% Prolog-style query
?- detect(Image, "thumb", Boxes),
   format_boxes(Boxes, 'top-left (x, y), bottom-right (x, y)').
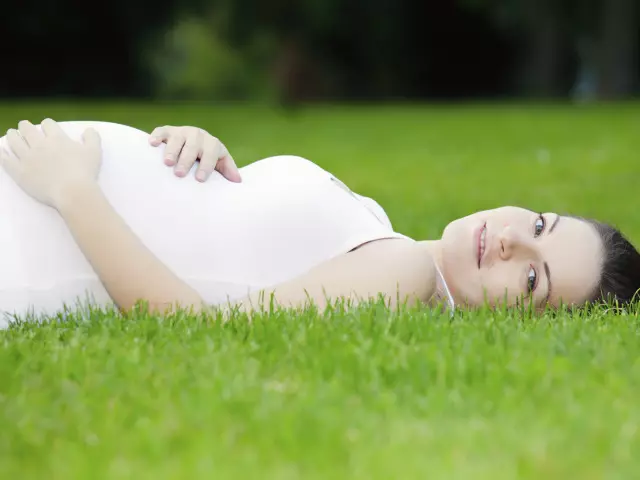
top-left (82, 128), bottom-right (101, 150)
top-left (216, 155), bottom-right (242, 183)
top-left (0, 148), bottom-right (23, 182)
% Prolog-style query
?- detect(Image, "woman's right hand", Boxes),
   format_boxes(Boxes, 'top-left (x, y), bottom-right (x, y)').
top-left (149, 125), bottom-right (241, 183)
top-left (1, 119), bottom-right (102, 210)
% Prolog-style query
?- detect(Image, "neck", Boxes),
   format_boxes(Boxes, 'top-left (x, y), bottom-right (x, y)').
top-left (417, 240), bottom-right (455, 311)
top-left (418, 240), bottom-right (443, 271)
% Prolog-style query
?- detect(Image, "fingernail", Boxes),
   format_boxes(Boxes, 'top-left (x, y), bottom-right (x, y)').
top-left (196, 170), bottom-right (208, 182)
top-left (165, 157), bottom-right (175, 166)
top-left (175, 166), bottom-right (186, 176)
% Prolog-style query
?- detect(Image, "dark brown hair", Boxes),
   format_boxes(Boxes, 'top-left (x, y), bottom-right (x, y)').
top-left (579, 218), bottom-right (640, 306)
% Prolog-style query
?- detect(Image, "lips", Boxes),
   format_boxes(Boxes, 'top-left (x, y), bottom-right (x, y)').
top-left (477, 223), bottom-right (487, 268)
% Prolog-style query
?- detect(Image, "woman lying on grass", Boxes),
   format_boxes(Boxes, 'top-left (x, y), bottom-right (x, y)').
top-left (0, 119), bottom-right (638, 325)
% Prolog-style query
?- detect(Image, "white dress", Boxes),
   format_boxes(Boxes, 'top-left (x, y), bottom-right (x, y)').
top-left (0, 121), bottom-right (411, 325)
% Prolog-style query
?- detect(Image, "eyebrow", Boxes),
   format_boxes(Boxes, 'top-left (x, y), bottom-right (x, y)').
top-left (543, 261), bottom-right (552, 305)
top-left (542, 215), bottom-right (559, 305)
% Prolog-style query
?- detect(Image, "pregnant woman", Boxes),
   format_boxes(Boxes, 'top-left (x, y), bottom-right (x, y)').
top-left (0, 119), bottom-right (638, 326)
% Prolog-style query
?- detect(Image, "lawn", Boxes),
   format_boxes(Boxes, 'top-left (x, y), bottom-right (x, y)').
top-left (0, 101), bottom-right (639, 479)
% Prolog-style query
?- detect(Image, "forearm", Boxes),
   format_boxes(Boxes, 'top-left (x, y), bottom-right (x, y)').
top-left (57, 183), bottom-right (204, 313)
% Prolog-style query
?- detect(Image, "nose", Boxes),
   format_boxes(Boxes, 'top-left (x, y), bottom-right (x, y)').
top-left (498, 226), bottom-right (538, 261)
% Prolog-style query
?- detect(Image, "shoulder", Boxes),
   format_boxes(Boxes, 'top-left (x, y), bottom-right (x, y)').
top-left (238, 238), bottom-right (437, 311)
top-left (354, 239), bottom-right (436, 283)
top-left (317, 238), bottom-right (437, 303)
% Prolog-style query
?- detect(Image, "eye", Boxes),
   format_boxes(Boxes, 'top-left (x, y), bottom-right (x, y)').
top-left (534, 214), bottom-right (546, 237)
top-left (527, 266), bottom-right (538, 293)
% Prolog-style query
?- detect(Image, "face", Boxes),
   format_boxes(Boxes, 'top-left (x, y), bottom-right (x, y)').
top-left (439, 207), bottom-right (604, 308)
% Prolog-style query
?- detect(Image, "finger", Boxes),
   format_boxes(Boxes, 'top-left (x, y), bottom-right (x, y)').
top-left (18, 120), bottom-right (43, 147)
top-left (0, 148), bottom-right (23, 182)
top-left (195, 137), bottom-right (221, 182)
top-left (163, 130), bottom-right (186, 167)
top-left (215, 145), bottom-right (242, 183)
top-left (6, 129), bottom-right (29, 159)
top-left (82, 128), bottom-right (101, 150)
top-left (149, 126), bottom-right (170, 146)
top-left (174, 129), bottom-right (202, 177)
top-left (40, 118), bottom-right (65, 138)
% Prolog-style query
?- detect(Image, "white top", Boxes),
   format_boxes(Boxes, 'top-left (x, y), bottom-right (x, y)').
top-left (0, 121), bottom-right (411, 325)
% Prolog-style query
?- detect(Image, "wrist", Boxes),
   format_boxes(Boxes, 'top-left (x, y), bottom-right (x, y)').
top-left (55, 181), bottom-right (102, 214)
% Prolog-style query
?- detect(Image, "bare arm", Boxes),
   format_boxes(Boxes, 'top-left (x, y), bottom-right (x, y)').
top-left (58, 182), bottom-right (436, 314)
top-left (234, 238), bottom-right (436, 313)
top-left (57, 183), bottom-right (204, 313)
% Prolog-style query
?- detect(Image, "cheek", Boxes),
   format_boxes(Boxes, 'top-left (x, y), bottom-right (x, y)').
top-left (442, 262), bottom-right (483, 304)
top-left (445, 265), bottom-right (523, 308)
top-left (477, 265), bottom-right (524, 306)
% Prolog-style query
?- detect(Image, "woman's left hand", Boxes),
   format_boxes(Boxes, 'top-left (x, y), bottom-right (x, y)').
top-left (0, 119), bottom-right (102, 209)
top-left (149, 125), bottom-right (242, 183)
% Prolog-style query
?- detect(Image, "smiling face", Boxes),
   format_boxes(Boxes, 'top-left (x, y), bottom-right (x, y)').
top-left (439, 207), bottom-right (604, 308)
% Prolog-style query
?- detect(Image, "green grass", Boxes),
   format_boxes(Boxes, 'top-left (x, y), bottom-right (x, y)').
top-left (0, 102), bottom-right (639, 479)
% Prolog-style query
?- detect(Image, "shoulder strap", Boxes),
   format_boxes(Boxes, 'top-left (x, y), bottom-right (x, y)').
top-left (434, 263), bottom-right (456, 316)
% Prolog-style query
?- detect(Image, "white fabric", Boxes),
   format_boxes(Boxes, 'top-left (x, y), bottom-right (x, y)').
top-left (0, 121), bottom-right (410, 325)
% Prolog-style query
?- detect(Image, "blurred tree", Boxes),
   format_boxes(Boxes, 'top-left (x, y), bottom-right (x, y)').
top-left (1, 0), bottom-right (636, 100)
top-left (144, 16), bottom-right (272, 101)
top-left (0, 0), bottom-right (201, 97)
top-left (461, 0), bottom-right (638, 99)
top-left (597, 0), bottom-right (638, 98)
top-left (190, 0), bottom-right (518, 102)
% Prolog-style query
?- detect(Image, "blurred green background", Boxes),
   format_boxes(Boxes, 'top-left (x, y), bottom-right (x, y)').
top-left (1, 101), bottom-right (637, 245)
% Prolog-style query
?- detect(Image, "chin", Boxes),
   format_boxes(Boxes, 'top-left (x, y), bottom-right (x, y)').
top-left (443, 211), bottom-right (482, 237)
top-left (441, 214), bottom-right (477, 260)
top-left (440, 213), bottom-right (484, 303)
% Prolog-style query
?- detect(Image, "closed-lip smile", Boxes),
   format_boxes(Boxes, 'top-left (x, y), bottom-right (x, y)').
top-left (478, 223), bottom-right (487, 268)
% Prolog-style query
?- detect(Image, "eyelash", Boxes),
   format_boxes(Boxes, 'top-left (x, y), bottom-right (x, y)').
top-left (534, 213), bottom-right (546, 237)
top-left (527, 214), bottom-right (545, 293)
top-left (527, 265), bottom-right (538, 293)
